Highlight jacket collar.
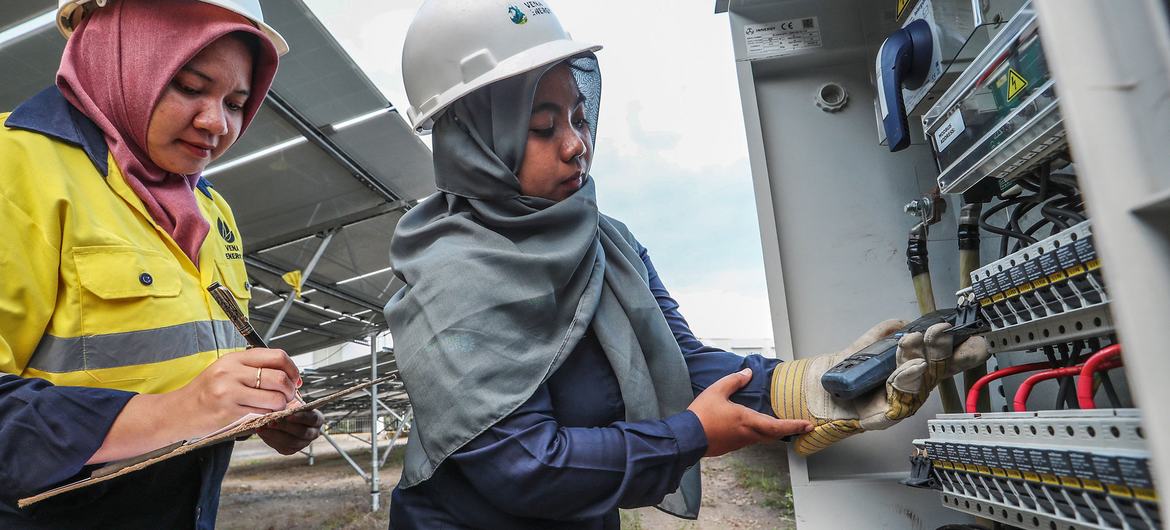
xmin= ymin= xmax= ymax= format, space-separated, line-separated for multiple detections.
xmin=6 ymin=85 xmax=110 ymax=177
xmin=5 ymin=86 xmax=216 ymax=199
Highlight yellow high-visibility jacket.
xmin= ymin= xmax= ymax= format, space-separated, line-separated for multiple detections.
xmin=0 ymin=87 xmax=251 ymax=393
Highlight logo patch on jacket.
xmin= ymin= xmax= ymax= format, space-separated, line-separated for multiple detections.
xmin=217 ymin=218 xmax=242 ymax=259
xmin=217 ymin=218 xmax=237 ymax=243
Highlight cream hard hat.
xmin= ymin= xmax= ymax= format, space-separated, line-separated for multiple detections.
xmin=401 ymin=0 xmax=601 ymax=134
xmin=56 ymin=0 xmax=289 ymax=56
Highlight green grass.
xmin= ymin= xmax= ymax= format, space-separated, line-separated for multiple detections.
xmin=730 ymin=459 xmax=794 ymax=514
xmin=619 ymin=509 xmax=644 ymax=529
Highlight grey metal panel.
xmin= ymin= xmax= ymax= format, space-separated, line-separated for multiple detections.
xmin=728 ymin=0 xmax=973 ymax=527
xmin=1033 ymin=0 xmax=1170 ymax=524
xmin=327 ymin=111 xmax=435 ymax=202
xmin=753 ymin=57 xmax=957 ymax=479
xmin=260 ymin=0 xmax=389 ymax=127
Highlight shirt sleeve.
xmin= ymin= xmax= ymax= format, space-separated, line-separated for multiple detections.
xmin=0 ymin=375 xmax=135 ymax=505
xmin=638 ymin=242 xmax=782 ymax=416
xmin=448 ymin=384 xmax=707 ymax=521
xmin=0 ymin=190 xmax=135 ymax=505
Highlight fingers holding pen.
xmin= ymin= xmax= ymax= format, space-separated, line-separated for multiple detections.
xmin=242 ymin=363 xmax=298 ymax=403
xmin=238 ymin=347 xmax=303 ymax=388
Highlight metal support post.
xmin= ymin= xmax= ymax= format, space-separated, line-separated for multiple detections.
xmin=364 ymin=389 xmax=401 ymax=420
xmin=370 ymin=332 xmax=380 ymax=512
xmin=380 ymin=408 xmax=412 ymax=469
xmin=263 ymin=229 xmax=337 ymax=342
xmin=321 ymin=430 xmax=368 ymax=480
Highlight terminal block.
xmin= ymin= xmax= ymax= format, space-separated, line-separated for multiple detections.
xmin=965 ymin=221 xmax=1110 ymax=353
xmin=915 ymin=410 xmax=1159 ymax=529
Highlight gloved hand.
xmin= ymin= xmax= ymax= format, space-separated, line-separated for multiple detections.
xmin=770 ymin=320 xmax=990 ymax=456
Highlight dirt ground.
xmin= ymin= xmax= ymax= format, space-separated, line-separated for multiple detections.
xmin=217 ymin=436 xmax=796 ymax=529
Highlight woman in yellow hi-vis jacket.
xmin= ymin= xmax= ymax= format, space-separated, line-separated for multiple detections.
xmin=0 ymin=1 xmax=321 ymax=528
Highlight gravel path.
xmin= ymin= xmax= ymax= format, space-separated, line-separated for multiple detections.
xmin=217 ymin=437 xmax=796 ymax=529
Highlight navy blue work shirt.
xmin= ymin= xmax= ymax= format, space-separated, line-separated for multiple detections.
xmin=390 ymin=243 xmax=781 ymax=528
xmin=0 ymin=87 xmax=230 ymax=530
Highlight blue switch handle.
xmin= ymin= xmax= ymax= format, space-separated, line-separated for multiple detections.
xmin=877 ymin=19 xmax=933 ymax=152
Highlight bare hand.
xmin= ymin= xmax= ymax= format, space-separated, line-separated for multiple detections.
xmin=259 ymin=410 xmax=324 ymax=455
xmin=174 ymin=348 xmax=301 ymax=436
xmin=88 ymin=348 xmax=303 ymax=464
xmin=689 ymin=368 xmax=814 ymax=457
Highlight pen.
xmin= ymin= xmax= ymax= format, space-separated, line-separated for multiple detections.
xmin=207 ymin=281 xmax=268 ymax=348
xmin=207 ymin=282 xmax=304 ymax=402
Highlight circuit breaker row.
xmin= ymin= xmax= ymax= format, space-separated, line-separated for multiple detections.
xmin=915 ymin=411 xmax=1159 ymax=529
xmin=956 ymin=221 xmax=1111 ymax=352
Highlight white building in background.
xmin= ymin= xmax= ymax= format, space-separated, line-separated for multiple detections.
xmin=698 ymin=337 xmax=776 ymax=359
xmin=293 ymin=333 xmax=393 ymax=371
xmin=296 ymin=334 xmax=776 ymax=372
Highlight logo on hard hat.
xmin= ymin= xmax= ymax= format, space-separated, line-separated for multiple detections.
xmin=508 ymin=5 xmax=528 ymax=24
xmin=217 ymin=218 xmax=236 ymax=244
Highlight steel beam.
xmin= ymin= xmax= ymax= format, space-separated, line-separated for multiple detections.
xmin=265 ymin=91 xmax=403 ymax=204
xmin=245 ymin=255 xmax=384 ymax=313
xmin=265 ymin=230 xmax=336 ymax=342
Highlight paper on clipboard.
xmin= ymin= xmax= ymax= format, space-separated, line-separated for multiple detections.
xmin=18 ymin=374 xmax=398 ymax=508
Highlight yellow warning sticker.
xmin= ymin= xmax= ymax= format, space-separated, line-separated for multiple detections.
xmin=1107 ymin=484 xmax=1133 ymax=498
xmin=1133 ymin=487 xmax=1159 ymax=502
xmin=897 ymin=0 xmax=911 ymax=18
xmin=1081 ymin=479 xmax=1105 ymax=492
xmin=1007 ymin=68 xmax=1029 ymax=101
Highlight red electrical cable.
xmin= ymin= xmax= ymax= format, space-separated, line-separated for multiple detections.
xmin=966 ymin=362 xmax=1054 ymax=413
xmin=1014 ymin=358 xmax=1123 ymax=412
xmin=1077 ymin=344 xmax=1122 ymax=409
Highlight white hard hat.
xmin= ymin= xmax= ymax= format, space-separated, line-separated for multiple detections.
xmin=56 ymin=0 xmax=289 ymax=56
xmin=402 ymin=0 xmax=601 ymax=134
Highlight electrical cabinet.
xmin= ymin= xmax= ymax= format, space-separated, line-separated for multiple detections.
xmin=719 ymin=0 xmax=1170 ymax=528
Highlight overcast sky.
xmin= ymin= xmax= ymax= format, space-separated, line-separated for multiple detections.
xmin=303 ymin=0 xmax=775 ymax=341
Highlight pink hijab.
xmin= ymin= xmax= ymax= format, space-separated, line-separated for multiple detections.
xmin=57 ymin=0 xmax=279 ymax=265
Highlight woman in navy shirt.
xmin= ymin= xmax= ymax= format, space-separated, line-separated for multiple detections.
xmin=383 ymin=1 xmax=988 ymax=528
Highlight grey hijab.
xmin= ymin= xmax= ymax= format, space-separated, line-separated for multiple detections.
xmin=384 ymin=55 xmax=700 ymax=518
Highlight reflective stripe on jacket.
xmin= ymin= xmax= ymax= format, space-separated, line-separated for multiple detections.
xmin=0 ymin=86 xmax=250 ymax=393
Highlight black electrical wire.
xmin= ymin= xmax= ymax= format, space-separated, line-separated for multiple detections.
xmin=1098 ymin=371 xmax=1124 ymax=408
xmin=1059 ymin=342 xmax=1084 ymax=409
xmin=1048 ymin=173 xmax=1080 ymax=194
xmin=1042 ymin=202 xmax=1086 ymax=224
xmin=1001 ymin=199 xmax=1040 ymax=257
xmin=1015 ymin=207 xmax=1068 ymax=250
xmin=981 ymin=199 xmax=1035 ymax=257
xmin=1039 ymin=198 xmax=1072 ymax=230
xmin=1044 ymin=345 xmax=1068 ymax=409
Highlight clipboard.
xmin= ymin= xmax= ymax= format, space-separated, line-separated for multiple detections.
xmin=18 ymin=373 xmax=398 ymax=508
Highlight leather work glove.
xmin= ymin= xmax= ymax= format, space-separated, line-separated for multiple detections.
xmin=770 ymin=320 xmax=990 ymax=456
